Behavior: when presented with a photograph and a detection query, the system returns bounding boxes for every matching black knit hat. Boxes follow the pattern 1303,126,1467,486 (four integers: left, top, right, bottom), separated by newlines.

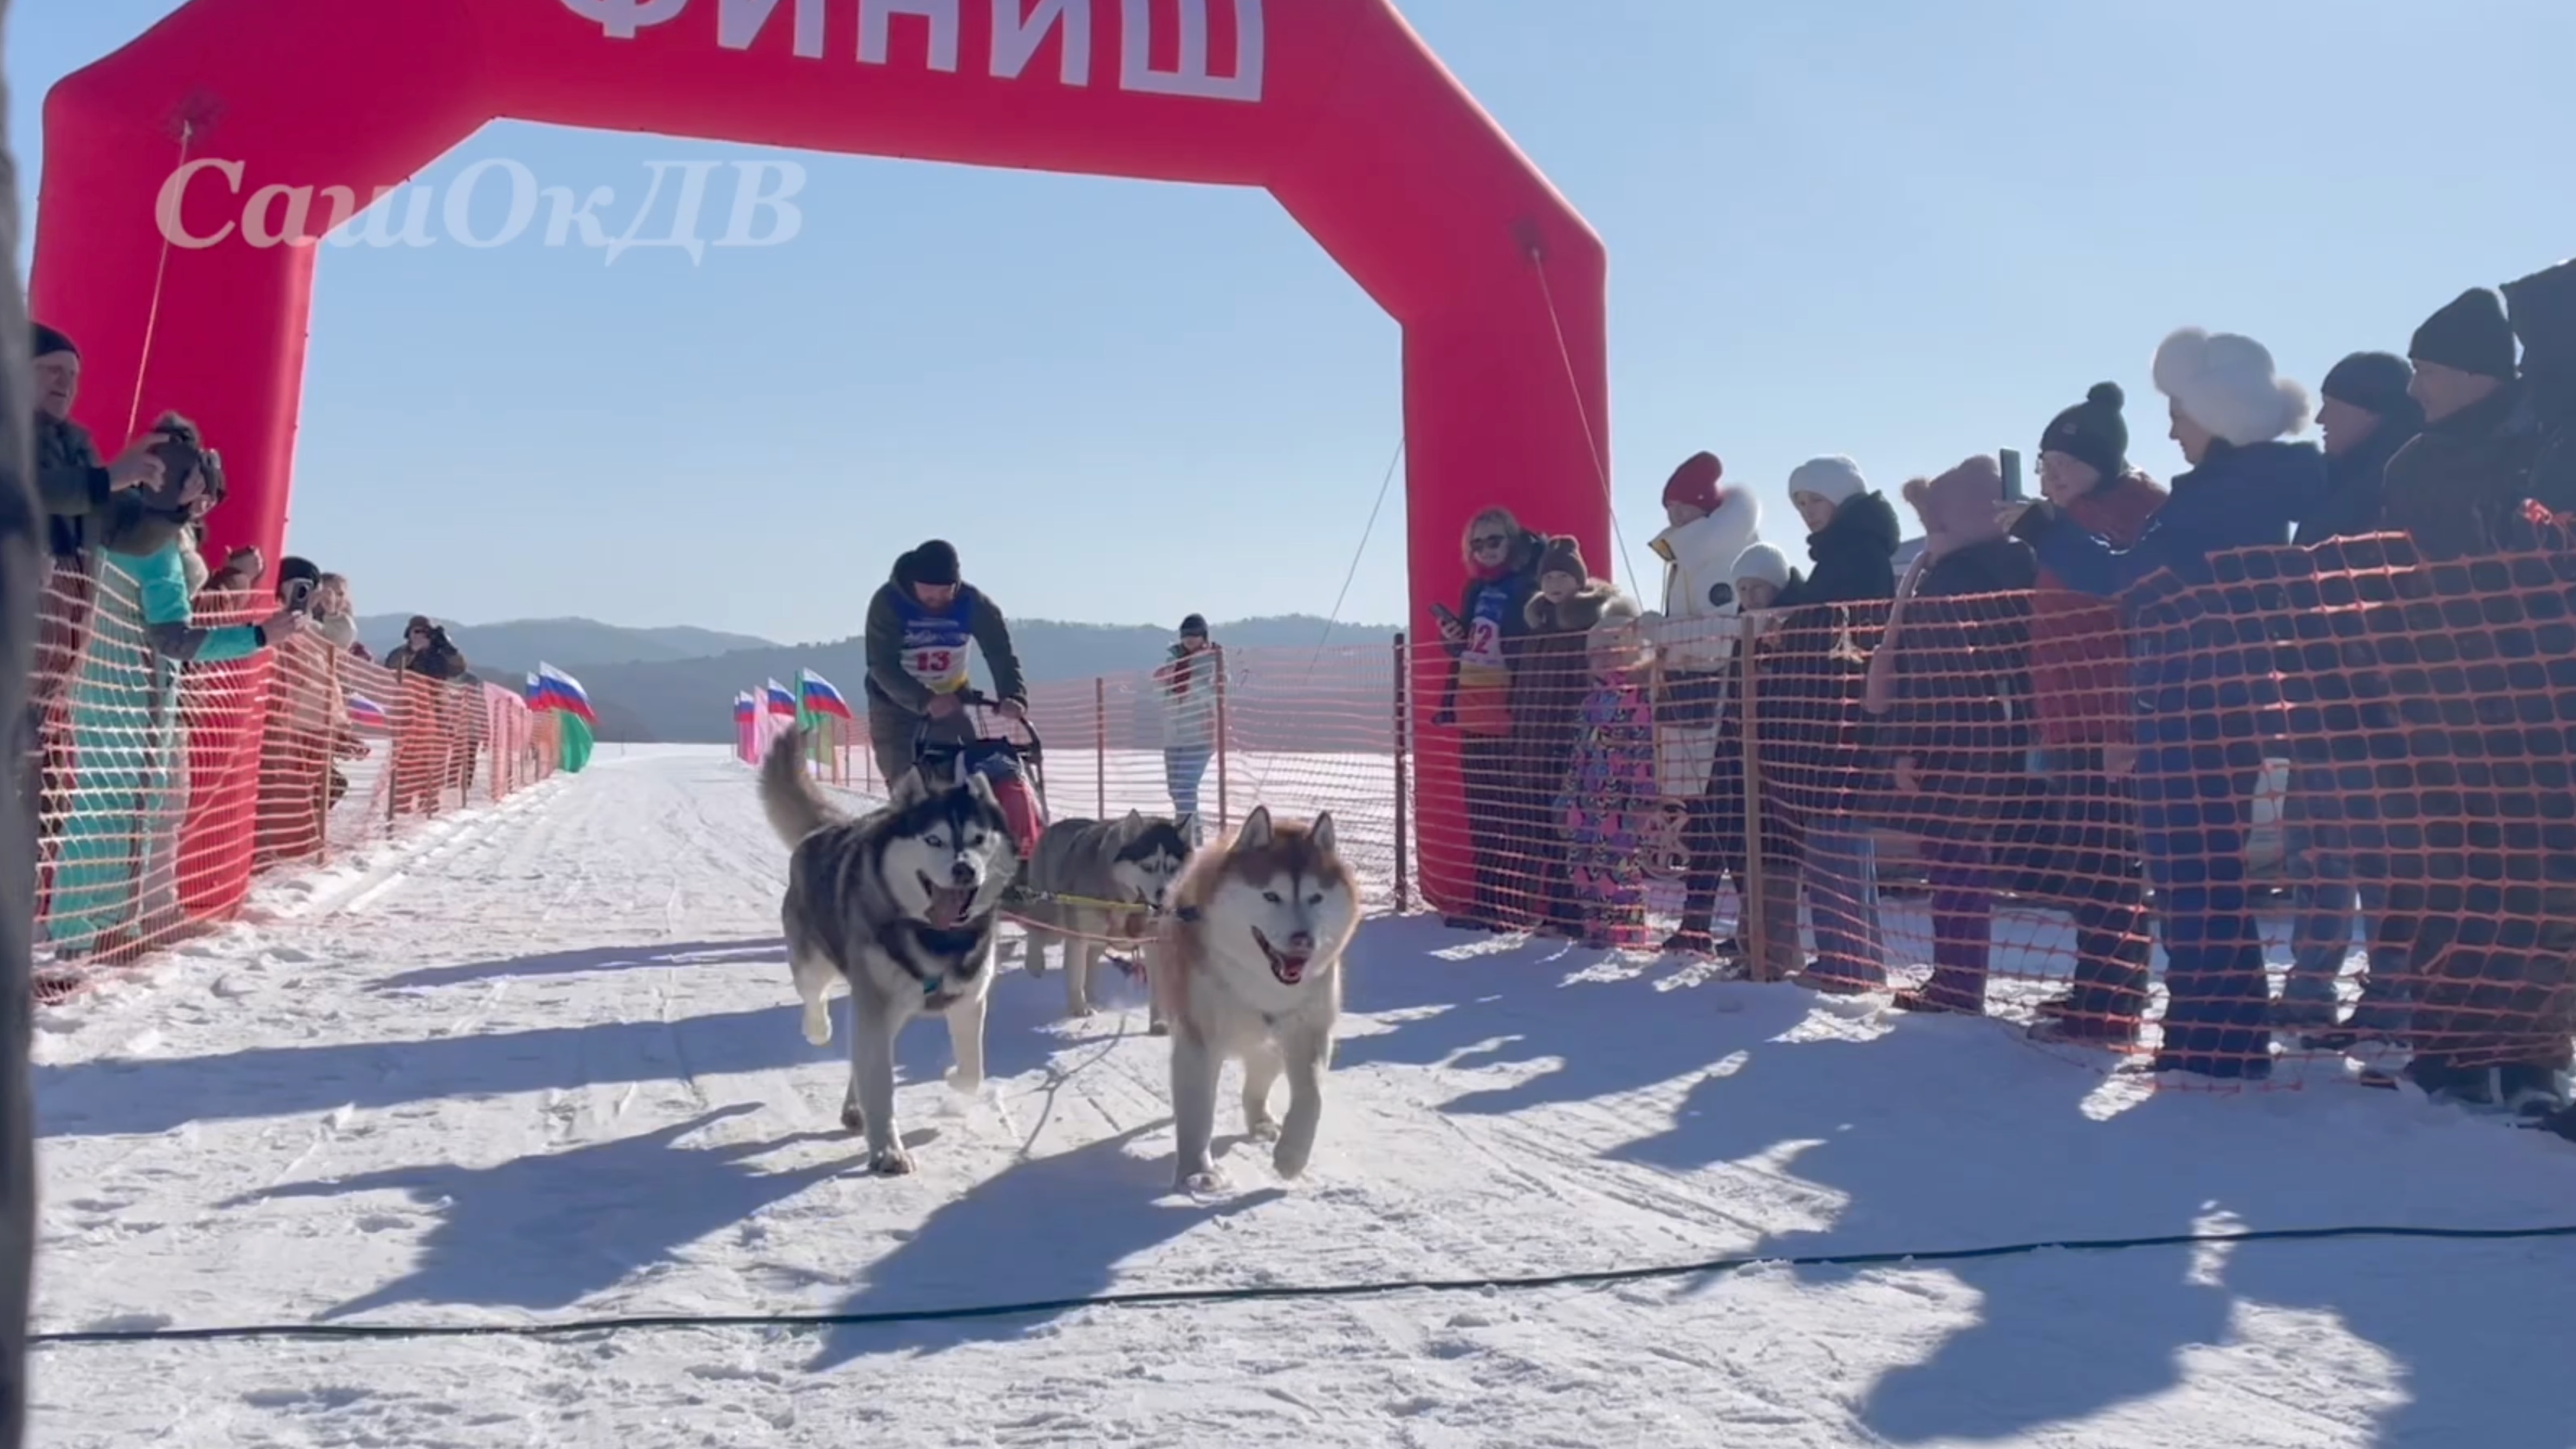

1179,613,1208,637
31,323,74,360
2039,382,2128,484
1537,534,1587,581
2320,351,2415,418
909,538,961,587
2409,287,2517,380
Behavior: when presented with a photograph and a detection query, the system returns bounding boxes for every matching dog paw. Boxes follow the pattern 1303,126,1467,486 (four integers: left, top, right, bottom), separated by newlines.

944,1068,984,1096
840,1103,867,1134
1271,1145,1312,1180
801,1005,832,1047
1148,1020,1171,1038
1066,1004,1096,1020
871,1148,917,1177
1177,1167,1228,1194
1246,1118,1282,1143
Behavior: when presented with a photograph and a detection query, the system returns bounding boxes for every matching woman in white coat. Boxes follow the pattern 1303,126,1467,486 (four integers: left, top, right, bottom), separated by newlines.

1638,452,1764,952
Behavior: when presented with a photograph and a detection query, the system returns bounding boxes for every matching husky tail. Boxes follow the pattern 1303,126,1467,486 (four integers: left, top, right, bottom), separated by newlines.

758,729,844,848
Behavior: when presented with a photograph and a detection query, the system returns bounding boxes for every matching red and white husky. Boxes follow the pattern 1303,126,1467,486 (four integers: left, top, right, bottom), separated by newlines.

1150,806,1361,1190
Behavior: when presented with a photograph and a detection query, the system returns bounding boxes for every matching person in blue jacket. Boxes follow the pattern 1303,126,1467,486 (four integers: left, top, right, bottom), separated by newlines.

2008,329,2323,1080
48,416,304,958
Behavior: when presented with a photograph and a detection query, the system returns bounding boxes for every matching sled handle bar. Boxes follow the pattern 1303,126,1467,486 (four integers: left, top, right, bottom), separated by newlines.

920,691,1042,752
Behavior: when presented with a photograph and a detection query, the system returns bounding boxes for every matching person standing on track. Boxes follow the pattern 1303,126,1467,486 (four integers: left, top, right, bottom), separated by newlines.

1154,613,1225,845
862,539,1028,788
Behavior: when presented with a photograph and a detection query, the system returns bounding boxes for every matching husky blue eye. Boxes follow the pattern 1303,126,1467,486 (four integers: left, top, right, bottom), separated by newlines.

1263,891,1282,904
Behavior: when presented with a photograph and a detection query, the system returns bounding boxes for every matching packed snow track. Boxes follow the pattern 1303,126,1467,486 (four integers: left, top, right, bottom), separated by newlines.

27,746,2576,1447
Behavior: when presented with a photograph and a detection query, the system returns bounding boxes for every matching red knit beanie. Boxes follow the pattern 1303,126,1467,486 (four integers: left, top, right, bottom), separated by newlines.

1662,452,1723,514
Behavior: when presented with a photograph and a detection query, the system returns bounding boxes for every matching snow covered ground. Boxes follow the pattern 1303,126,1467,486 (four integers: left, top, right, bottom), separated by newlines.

25,745,2576,1447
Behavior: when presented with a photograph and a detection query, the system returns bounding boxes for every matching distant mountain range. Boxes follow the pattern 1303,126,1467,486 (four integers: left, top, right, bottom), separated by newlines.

357,616,778,677
356,612,1403,745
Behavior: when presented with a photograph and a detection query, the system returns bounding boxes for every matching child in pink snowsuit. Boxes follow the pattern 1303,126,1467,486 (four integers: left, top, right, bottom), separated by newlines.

1556,599,1656,949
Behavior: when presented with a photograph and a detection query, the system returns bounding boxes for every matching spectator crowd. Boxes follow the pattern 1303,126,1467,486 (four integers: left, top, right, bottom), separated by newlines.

1430,258,2576,1125
21,322,515,988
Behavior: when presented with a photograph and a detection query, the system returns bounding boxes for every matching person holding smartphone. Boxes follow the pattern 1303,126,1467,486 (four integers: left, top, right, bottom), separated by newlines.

1435,507,1547,930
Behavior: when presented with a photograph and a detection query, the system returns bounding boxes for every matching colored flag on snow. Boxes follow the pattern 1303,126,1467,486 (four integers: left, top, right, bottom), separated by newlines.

532,663,598,725
765,679,799,717
347,693,390,731
733,692,757,722
798,669,853,720
558,709,595,774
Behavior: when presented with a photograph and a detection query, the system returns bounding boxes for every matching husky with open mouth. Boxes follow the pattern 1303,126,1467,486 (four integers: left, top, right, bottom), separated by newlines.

1151,805,1360,1190
758,731,1020,1175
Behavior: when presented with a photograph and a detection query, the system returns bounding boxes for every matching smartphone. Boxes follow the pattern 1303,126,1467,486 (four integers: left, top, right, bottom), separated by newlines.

1999,448,2025,501
283,578,315,614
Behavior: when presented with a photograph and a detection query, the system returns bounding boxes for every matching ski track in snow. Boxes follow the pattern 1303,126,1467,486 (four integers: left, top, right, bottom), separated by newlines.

25,745,2576,1447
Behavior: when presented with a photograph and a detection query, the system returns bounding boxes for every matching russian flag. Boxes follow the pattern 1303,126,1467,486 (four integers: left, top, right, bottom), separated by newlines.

798,669,854,720
765,679,799,718
347,693,391,731
533,662,599,725
733,691,757,722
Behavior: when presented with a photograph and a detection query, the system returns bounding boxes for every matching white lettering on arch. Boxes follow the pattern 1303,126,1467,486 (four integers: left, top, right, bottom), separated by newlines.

1119,0,1262,103
991,0,1092,86
718,0,825,57
861,0,962,73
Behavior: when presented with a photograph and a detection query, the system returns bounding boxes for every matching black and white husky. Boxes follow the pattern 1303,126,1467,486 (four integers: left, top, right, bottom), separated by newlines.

758,732,1021,1175
1005,811,1195,1019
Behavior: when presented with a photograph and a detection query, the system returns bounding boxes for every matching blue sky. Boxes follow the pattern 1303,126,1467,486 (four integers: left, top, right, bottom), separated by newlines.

17,1,2574,644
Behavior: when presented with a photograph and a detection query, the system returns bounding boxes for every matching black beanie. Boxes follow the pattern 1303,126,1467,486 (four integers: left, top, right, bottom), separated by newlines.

2320,351,2415,418
32,323,74,360
1537,534,1587,581
2039,382,2129,485
2409,287,2517,380
909,538,961,587
1179,613,1208,637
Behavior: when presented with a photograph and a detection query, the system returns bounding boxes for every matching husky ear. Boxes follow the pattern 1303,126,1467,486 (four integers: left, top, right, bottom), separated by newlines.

1309,811,1337,855
889,768,930,808
1234,805,1274,852
1122,808,1142,828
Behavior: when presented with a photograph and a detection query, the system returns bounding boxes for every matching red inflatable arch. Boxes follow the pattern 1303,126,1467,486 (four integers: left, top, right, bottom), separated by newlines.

34,0,1607,918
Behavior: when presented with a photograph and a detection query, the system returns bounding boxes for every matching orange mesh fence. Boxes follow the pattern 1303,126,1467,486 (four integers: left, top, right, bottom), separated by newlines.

806,643,1410,901
1402,534,2576,1092
28,566,554,997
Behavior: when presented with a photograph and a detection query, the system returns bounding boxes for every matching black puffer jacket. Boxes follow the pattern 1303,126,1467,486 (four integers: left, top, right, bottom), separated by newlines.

1868,537,2038,838
2296,402,2422,547
1791,491,1901,608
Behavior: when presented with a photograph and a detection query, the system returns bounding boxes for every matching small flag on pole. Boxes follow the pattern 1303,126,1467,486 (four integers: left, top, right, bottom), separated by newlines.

798,669,854,720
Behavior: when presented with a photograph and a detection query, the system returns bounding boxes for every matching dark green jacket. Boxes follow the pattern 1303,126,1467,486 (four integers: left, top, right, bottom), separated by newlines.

36,412,113,561
862,563,1028,714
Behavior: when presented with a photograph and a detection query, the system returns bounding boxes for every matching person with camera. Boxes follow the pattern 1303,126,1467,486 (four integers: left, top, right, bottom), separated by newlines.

47,415,304,961
256,558,362,867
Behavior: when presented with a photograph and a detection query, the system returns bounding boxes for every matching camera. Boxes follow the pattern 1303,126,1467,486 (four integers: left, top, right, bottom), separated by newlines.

282,578,315,614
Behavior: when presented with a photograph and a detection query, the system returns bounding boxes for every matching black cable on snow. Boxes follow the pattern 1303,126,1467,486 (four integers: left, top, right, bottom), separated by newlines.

31,1220,2576,1349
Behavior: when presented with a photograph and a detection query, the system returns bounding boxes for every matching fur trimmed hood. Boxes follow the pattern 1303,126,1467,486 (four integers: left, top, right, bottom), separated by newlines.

2154,326,2312,447
1524,577,1620,634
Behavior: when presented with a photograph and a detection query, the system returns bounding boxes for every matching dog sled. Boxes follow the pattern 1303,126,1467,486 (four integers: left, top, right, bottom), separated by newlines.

911,690,1049,865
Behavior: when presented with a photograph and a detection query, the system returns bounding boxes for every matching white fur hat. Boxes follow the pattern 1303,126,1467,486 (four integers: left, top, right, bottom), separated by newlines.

1787,455,1867,507
2151,327,2311,447
1732,542,1792,591
1586,593,1645,650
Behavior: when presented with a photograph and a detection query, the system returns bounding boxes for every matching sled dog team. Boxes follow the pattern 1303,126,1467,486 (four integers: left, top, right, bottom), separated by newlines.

758,733,1359,1187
